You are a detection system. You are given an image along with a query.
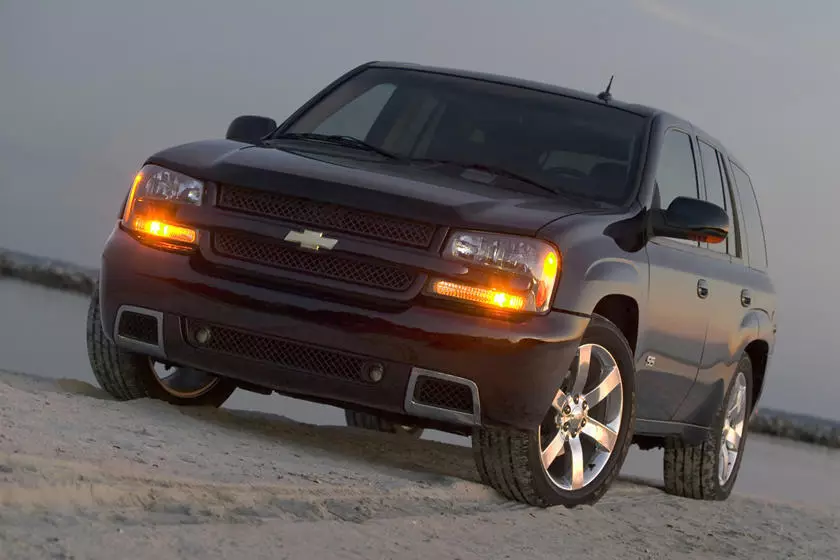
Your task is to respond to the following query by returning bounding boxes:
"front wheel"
[85,287,236,407]
[472,314,637,508]
[663,353,753,501]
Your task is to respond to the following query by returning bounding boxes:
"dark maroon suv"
[86,61,776,508]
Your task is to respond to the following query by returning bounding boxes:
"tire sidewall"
[528,315,637,507]
[709,353,753,499]
[145,362,236,407]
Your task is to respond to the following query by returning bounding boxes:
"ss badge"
[645,355,656,368]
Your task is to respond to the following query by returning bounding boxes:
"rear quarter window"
[730,162,768,269]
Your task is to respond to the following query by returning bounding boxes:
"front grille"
[117,311,159,345]
[217,186,436,248]
[412,376,474,413]
[212,231,416,292]
[184,319,371,383]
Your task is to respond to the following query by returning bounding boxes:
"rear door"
[728,162,776,359]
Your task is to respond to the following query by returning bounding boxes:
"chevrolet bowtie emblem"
[284,229,338,251]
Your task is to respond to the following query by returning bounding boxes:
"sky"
[1,0,839,419]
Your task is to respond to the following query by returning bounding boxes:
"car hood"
[146,139,603,236]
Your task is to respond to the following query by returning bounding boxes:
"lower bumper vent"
[412,375,474,413]
[183,319,373,384]
[404,368,480,427]
[116,310,160,345]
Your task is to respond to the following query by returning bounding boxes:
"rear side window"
[730,163,768,269]
[698,141,739,257]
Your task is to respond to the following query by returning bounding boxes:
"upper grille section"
[213,231,416,292]
[217,186,437,249]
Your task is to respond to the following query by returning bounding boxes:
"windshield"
[278,67,648,204]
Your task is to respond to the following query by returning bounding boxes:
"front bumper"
[98,226,589,431]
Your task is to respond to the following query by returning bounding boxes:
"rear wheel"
[344,410,424,438]
[663,353,753,501]
[85,287,236,407]
[472,314,636,507]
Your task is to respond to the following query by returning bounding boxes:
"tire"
[344,410,424,438]
[85,286,236,407]
[472,314,637,508]
[663,352,753,501]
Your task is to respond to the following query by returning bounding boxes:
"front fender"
[543,212,649,316]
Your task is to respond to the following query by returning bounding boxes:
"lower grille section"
[212,232,416,292]
[413,376,474,413]
[184,319,373,384]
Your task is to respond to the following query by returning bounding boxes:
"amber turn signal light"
[430,279,526,311]
[132,217,197,244]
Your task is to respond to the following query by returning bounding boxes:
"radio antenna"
[597,75,615,103]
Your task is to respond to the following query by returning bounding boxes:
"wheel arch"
[744,339,770,409]
[591,294,640,354]
[555,256,645,352]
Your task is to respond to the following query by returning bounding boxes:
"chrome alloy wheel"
[719,370,747,485]
[538,343,624,491]
[150,360,221,399]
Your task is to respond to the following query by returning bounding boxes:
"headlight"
[121,164,203,246]
[427,230,561,313]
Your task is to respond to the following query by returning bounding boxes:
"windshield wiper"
[408,158,557,195]
[269,132,402,160]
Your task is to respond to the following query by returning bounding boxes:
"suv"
[86,61,776,508]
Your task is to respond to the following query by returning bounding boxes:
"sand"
[0,370,836,559]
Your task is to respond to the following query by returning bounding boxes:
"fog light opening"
[194,327,212,345]
[366,362,385,383]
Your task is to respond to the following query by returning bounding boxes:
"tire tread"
[85,286,235,407]
[663,354,753,501]
[86,289,147,401]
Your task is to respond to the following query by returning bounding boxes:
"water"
[1,277,837,510]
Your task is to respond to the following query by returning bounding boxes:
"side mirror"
[652,196,729,244]
[225,115,277,144]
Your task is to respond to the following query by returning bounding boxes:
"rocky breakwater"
[0,247,97,296]
[750,408,840,449]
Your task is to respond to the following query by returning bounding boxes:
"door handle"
[697,279,709,299]
[740,289,752,307]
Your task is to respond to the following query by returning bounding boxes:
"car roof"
[367,60,663,118]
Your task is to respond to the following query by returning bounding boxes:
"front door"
[636,127,713,421]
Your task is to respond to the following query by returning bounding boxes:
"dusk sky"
[2,0,838,418]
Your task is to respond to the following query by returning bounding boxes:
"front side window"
[280,67,648,205]
[653,129,701,246]
[655,129,700,209]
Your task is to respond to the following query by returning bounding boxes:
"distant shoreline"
[2,246,838,450]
